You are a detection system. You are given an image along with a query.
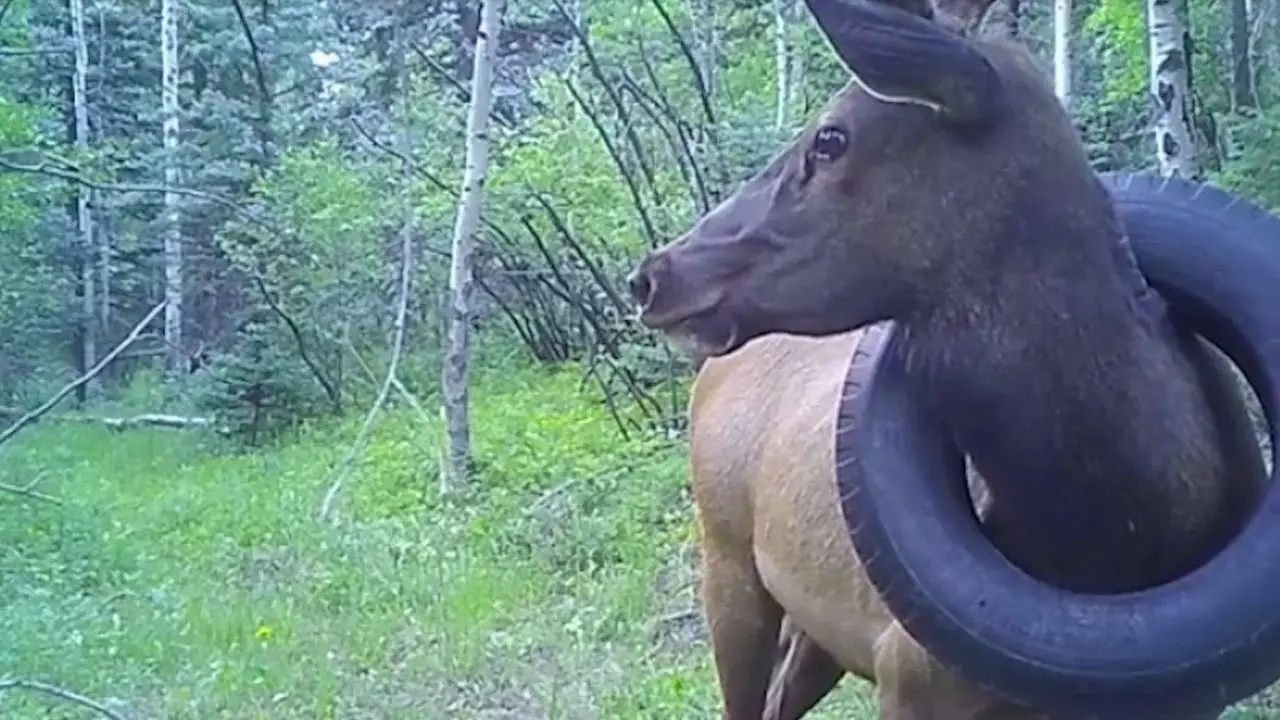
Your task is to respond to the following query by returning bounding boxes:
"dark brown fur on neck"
[874,47,1265,591]
[901,180,1262,592]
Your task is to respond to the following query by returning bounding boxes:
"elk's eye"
[808,126,848,163]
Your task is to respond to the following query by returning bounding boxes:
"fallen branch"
[0,677,127,719]
[0,412,211,432]
[0,46,72,56]
[0,154,268,224]
[64,413,214,431]
[0,478,60,504]
[0,302,166,449]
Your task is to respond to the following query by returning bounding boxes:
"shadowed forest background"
[3,0,1280,716]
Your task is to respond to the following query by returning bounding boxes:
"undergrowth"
[0,361,879,719]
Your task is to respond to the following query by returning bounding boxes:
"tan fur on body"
[692,328,1253,719]
[692,328,1042,719]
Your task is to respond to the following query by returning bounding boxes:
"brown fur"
[691,329,1257,718]
[689,329,1054,718]
[626,4,1266,716]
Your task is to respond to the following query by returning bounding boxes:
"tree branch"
[344,338,432,427]
[318,114,417,522]
[0,677,127,719]
[0,478,61,504]
[0,302,166,449]
[348,117,492,258]
[249,272,342,409]
[63,413,213,431]
[645,0,716,126]
[408,40,516,129]
[0,154,276,232]
[228,0,271,104]
[0,46,72,56]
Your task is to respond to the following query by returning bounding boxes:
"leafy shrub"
[194,317,330,446]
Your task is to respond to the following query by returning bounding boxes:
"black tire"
[834,171,1280,718]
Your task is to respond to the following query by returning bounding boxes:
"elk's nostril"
[626,268,653,307]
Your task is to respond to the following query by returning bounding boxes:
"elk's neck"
[900,217,1248,593]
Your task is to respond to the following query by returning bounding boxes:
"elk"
[625,0,1280,717]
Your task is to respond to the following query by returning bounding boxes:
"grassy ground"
[0,363,879,719]
[1,361,1277,719]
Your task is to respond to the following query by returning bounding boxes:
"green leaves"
[1084,0,1147,104]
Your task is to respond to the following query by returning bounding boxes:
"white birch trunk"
[1053,0,1072,106]
[773,0,803,131]
[71,0,96,390]
[161,0,183,374]
[1148,0,1197,177]
[95,4,109,337]
[442,0,505,489]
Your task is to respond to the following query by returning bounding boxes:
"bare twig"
[523,476,584,516]
[228,0,270,105]
[408,40,516,129]
[0,46,72,56]
[228,0,274,162]
[645,0,716,126]
[344,338,433,427]
[317,274,411,521]
[316,232,412,522]
[0,677,127,719]
[0,155,266,221]
[531,193,631,313]
[250,272,342,409]
[561,76,660,247]
[0,302,166,449]
[0,478,61,504]
[318,76,418,521]
[345,120,456,260]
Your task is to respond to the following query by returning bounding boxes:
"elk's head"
[627,0,1087,355]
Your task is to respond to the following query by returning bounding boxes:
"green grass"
[3,361,1277,718]
[0,363,879,718]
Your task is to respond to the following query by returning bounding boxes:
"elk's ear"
[804,0,1004,125]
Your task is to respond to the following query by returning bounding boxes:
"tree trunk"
[1246,0,1264,100]
[442,0,505,489]
[1148,0,1197,177]
[70,0,96,394]
[773,0,802,131]
[1230,0,1254,108]
[1053,0,1072,105]
[95,2,109,345]
[161,0,183,375]
[1007,0,1021,37]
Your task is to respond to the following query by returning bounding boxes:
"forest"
[3,0,1280,716]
